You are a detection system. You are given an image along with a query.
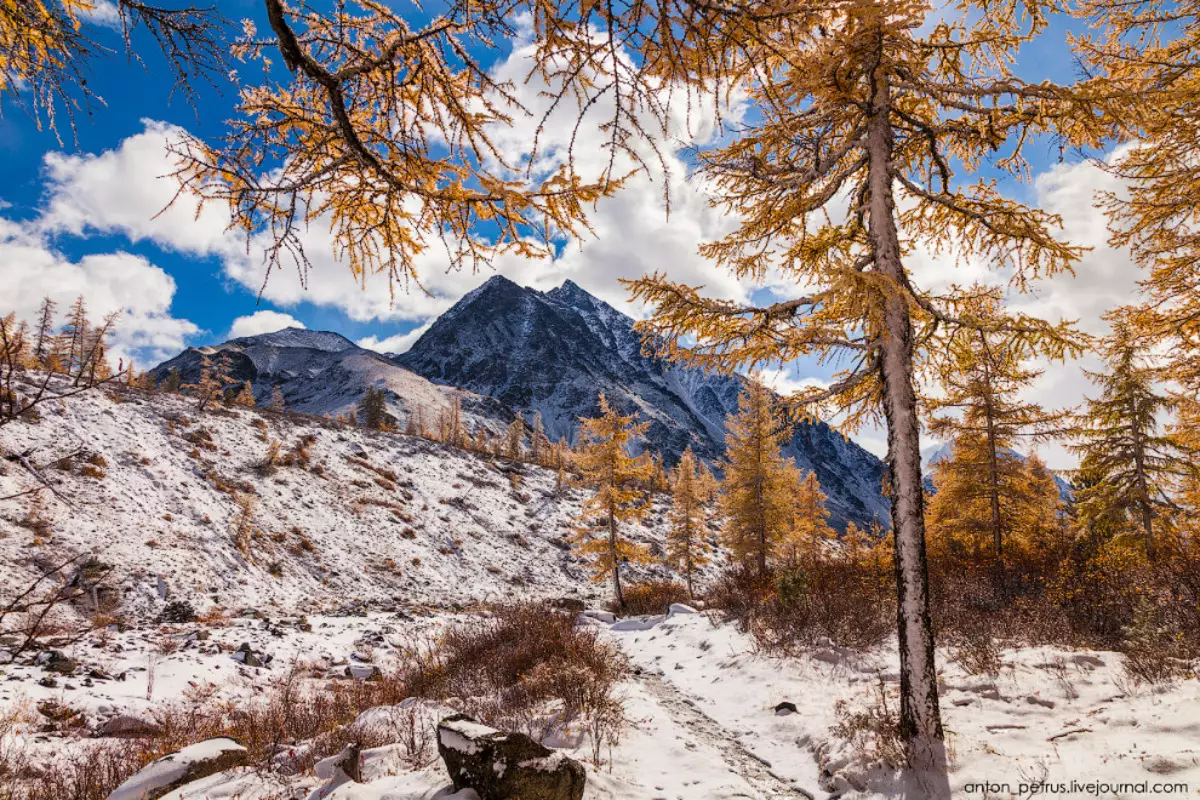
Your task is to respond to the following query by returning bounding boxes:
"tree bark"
[610,503,625,610]
[1130,403,1155,561]
[865,48,948,791]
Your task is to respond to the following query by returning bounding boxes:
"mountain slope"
[149,328,512,435]
[396,276,889,529]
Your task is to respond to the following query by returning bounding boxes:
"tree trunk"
[865,54,947,790]
[610,509,625,609]
[1130,410,1155,561]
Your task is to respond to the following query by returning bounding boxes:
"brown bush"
[707,559,893,653]
[609,580,690,616]
[400,604,626,751]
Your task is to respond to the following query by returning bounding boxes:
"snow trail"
[632,667,817,800]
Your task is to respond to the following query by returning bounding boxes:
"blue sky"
[0,2,1137,464]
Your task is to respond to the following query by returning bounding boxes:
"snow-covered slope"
[396,275,889,530]
[0,383,697,617]
[149,328,513,436]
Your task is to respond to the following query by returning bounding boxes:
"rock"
[576,610,616,625]
[43,651,77,675]
[774,702,798,716]
[106,737,247,800]
[667,603,698,616]
[232,642,264,668]
[315,742,362,782]
[159,599,196,623]
[437,714,585,800]
[37,676,58,688]
[97,714,163,738]
[344,663,381,680]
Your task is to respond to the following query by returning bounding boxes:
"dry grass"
[609,580,690,616]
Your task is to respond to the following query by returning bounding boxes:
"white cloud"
[228,310,306,339]
[0,219,198,366]
[357,322,431,355]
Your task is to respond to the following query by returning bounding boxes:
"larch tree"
[788,471,837,565]
[182,353,235,411]
[926,306,1070,563]
[268,384,287,412]
[572,393,652,609]
[505,416,525,461]
[233,381,256,408]
[666,447,710,597]
[1,1,230,141]
[719,381,801,575]
[1068,313,1187,560]
[624,0,1095,775]
[32,297,56,364]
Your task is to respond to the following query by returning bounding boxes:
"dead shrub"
[399,604,626,756]
[831,678,905,768]
[610,580,690,616]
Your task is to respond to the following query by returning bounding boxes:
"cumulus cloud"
[228,310,306,339]
[0,218,198,365]
[357,322,432,355]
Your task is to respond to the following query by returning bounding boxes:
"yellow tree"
[719,381,801,575]
[666,447,710,597]
[927,307,1070,562]
[233,381,256,408]
[787,471,837,565]
[624,0,1094,774]
[572,393,652,609]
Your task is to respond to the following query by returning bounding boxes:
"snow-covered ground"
[0,384,695,617]
[3,386,1199,799]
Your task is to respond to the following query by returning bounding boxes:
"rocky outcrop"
[106,738,247,800]
[437,714,586,800]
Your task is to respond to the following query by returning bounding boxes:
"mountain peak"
[230,327,358,353]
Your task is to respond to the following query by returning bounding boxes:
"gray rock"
[97,714,163,738]
[437,714,585,800]
[106,738,247,800]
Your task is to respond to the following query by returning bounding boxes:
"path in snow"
[632,666,817,800]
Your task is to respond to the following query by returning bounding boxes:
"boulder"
[106,738,247,800]
[43,651,77,675]
[97,714,163,738]
[774,701,798,716]
[667,603,698,616]
[437,714,585,800]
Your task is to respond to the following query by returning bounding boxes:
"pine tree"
[358,387,388,429]
[529,411,549,465]
[787,471,836,565]
[719,381,802,575]
[572,393,653,609]
[1069,314,1187,560]
[505,416,525,461]
[233,381,256,408]
[33,297,56,364]
[161,367,182,394]
[666,447,710,597]
[927,312,1069,563]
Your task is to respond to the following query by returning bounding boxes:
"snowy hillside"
[0,382,694,618]
[149,328,514,437]
[396,276,889,530]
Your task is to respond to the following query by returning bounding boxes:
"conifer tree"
[160,367,182,394]
[62,296,89,379]
[1068,314,1187,560]
[33,297,56,364]
[269,384,287,412]
[572,393,653,609]
[358,387,388,430]
[623,0,1095,769]
[927,313,1069,562]
[666,447,710,597]
[787,471,837,565]
[182,353,235,411]
[505,416,525,461]
[529,411,550,465]
[233,381,256,408]
[719,381,801,575]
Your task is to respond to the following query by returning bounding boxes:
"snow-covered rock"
[106,737,246,800]
[436,714,586,800]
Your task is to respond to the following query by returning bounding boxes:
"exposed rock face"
[398,276,889,529]
[106,738,247,800]
[437,714,586,800]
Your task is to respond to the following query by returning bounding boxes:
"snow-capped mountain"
[149,328,512,434]
[395,275,889,530]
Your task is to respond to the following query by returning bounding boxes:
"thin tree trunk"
[610,502,625,609]
[865,52,947,790]
[1130,409,1155,561]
